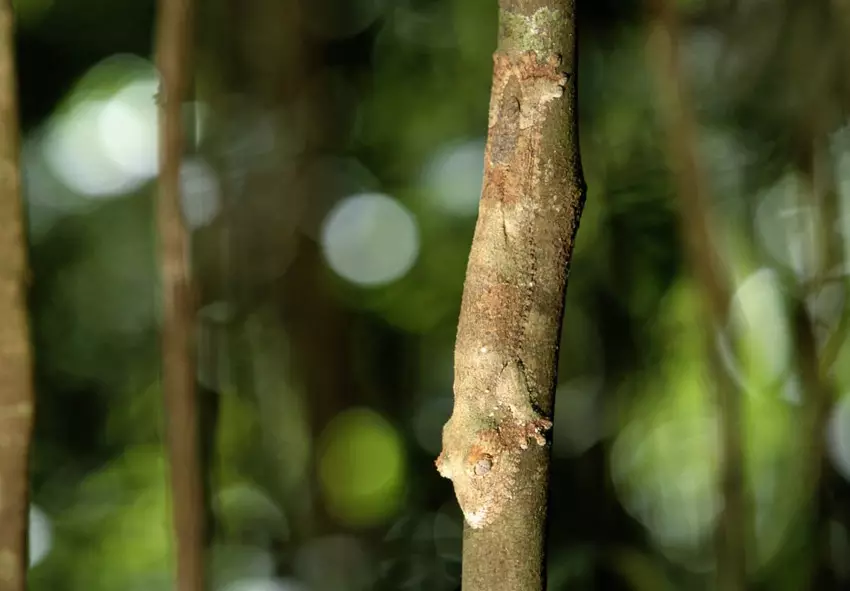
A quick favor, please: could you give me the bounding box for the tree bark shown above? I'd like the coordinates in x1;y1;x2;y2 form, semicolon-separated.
645;1;749;589
0;3;36;590
155;1;206;590
435;1;586;590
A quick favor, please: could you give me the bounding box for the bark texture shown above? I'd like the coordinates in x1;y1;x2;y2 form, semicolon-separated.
435;1;585;589
646;1;748;589
155;1;206;590
0;3;35;590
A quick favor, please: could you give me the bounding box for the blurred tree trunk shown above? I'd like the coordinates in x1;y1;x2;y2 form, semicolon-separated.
436;0;586;589
196;0;361;549
0;3;36;590
646;1;749;589
795;125;844;590
155;0;207;590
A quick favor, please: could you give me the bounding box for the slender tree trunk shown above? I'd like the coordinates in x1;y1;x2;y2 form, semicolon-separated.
0;3;36;590
155;1;206;590
435;1;586;589
646;1;749;589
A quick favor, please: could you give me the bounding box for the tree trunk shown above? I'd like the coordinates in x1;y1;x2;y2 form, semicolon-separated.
435;1;586;590
155;1;207;590
0;3;36;590
645;1;749;589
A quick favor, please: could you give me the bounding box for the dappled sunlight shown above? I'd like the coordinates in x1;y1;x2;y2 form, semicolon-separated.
611;279;809;571
612;411;722;565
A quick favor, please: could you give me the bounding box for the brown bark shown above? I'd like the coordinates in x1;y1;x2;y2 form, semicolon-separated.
645;1;749;589
155;0;206;590
0;3;36;590
435;1;586;589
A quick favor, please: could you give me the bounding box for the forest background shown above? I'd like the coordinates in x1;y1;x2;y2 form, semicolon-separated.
9;0;850;590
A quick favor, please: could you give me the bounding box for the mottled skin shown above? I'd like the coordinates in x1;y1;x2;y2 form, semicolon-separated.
436;360;551;527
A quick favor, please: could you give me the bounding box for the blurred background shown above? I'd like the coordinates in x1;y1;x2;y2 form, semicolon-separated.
12;0;850;589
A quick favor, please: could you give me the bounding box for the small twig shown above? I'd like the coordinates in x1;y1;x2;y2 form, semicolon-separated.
154;0;206;589
645;1;750;588
0;3;37;591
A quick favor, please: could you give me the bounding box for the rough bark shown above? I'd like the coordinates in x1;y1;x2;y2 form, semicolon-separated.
645;1;749;589
155;1;207;590
435;1;586;590
0;3;36;590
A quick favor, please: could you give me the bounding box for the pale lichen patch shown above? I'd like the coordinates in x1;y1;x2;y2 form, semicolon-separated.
499;7;567;54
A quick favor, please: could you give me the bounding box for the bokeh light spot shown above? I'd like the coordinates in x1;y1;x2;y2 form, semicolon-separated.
422;139;485;217
755;173;820;280
320;193;420;286
828;395;850;482
180;158;222;229
99;78;159;182
611;414;720;563
318;407;406;527
44;100;144;197
29;504;52;568
725;267;791;389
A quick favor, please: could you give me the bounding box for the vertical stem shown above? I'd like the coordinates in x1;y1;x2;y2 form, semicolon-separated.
436;1;586;590
646;1;748;589
0;3;36;590
796;128;844;589
155;1;206;590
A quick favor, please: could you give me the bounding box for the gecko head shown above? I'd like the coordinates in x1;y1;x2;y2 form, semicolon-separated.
435;431;518;530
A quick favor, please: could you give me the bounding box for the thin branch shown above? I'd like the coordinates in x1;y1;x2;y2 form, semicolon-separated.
436;1;586;589
0;3;36;591
155;0;206;589
645;1;749;589
795;125;845;589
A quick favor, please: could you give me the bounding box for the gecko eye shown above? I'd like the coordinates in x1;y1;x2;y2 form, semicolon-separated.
473;455;493;476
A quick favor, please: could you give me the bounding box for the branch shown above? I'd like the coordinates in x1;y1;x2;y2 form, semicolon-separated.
154;0;206;589
795;124;845;590
0;3;36;591
645;1;749;589
436;1;587;589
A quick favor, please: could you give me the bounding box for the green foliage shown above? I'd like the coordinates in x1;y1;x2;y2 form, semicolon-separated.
18;0;850;587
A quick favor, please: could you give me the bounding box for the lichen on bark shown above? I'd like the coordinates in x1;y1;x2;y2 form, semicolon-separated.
436;0;585;589
499;7;566;54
